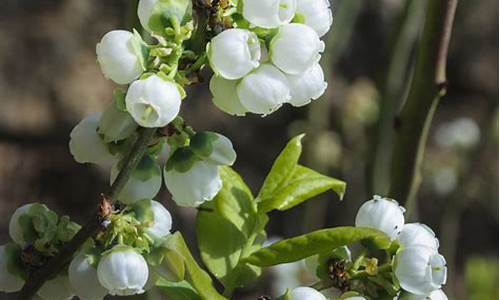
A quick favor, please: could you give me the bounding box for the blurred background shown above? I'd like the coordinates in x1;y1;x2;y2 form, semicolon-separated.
0;0;497;299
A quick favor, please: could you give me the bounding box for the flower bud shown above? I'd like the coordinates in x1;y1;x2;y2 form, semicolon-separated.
111;155;162;205
37;275;75;300
0;244;24;293
395;246;447;296
145;200;173;239
296;0;333;37
208;29;261;80
237;64;290;115
290;286;326;300
270;23;324;75
138;0;192;35
125;75;182;128
96;30;145;85
69;113;117;167
355;196;405;240
190;132;237;166
401;289;448;300
9;203;57;247
242;0;297;29
287;63;327;107
164;147;222;207
97;246;149;296
398;223;440;250
98;91;138;143
69;253;108;300
209;75;247;116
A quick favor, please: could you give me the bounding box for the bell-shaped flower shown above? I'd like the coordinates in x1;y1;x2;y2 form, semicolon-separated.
355;195;405;240
401;289;448;300
237;64;291;115
242;0;297;29
139;200;173;239
164;147;222;207
290;286;326;300
395;245;447;296
96;30;145;85
69;253;108;300
37;275;75;300
208;29;261;80
69;113;117;167
270;23;324;75
209;75;247;116
287;63;327;107
138;0;192;35
125;75;182;128
0;244;24;293
9;203;57;248
110;155;162;205
397;223;440;250
97;246;149;296
296;0;333;37
190;131;237;166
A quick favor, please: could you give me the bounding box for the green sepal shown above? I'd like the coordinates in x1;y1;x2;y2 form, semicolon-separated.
19;203;59;254
131;199;155;226
5;243;28;280
189;131;218;159
56;216;81;243
165;147;198;172
131;29;149;71
148;0;193;34
132;155;162;182
147;137;168;158
98;97;138;143
113;88;127;112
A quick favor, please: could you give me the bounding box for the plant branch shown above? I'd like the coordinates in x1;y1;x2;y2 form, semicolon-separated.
16;127;157;300
388;0;458;218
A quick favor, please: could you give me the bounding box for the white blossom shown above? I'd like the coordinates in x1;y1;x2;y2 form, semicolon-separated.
237;64;290;115
287;63;327;107
69;113;116;167
355;195;405;240
209;75;247;116
208;29;261;80
270;23;324;75
395;246;447;296
398;223;440;250
290;286;326;300
69;253;108;300
37;275;75;300
296;0;333;37
125;75;182;128
401;289;448;300
97;246;149;296
9;204;34;247
242;0;297;29
138;0;192;34
190;132;237;166
145;200;173;239
96;30;144;85
0;245;24;293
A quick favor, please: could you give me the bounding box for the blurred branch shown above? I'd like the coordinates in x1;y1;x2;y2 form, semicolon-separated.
16;127;157;299
388;0;458;218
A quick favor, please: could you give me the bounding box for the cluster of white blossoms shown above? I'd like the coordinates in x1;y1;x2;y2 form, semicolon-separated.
208;0;332;116
355;196;448;299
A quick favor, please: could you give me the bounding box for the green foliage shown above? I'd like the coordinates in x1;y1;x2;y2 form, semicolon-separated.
466;256;499;300
245;227;391;267
157;279;201;300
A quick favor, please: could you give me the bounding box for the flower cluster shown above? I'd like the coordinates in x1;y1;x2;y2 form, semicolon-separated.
207;0;332;116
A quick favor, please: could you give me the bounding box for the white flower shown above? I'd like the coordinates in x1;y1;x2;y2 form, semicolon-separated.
270;23;324;75
69;253;108;300
208;29;261;80
96;30;144;85
209;75;247;116
401;289;448;300
69;113;116;167
37;275;75;300
97;246;149;296
138;0;192;34
296;0;333;37
0;245;24;293
435;117;480;150
398;223;439;250
110;156;162;205
287;63;327;107
9;204;34;247
355;195;405;240
290;286;326;300
125;75;182;128
242;0;297;29
145;200;172;239
237;64;290;115
190;132;237;166
164;148;222;207
395;246;447;296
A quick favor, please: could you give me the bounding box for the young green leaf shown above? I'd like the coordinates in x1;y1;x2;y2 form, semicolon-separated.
157;279;201;300
245;227;391;267
258;165;346;213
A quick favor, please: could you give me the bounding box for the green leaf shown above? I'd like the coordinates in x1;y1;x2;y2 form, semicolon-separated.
245;227;391;267
157;279;201;300
166;232;227;300
196;167;261;288
257;134;304;203
258;165;346;213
